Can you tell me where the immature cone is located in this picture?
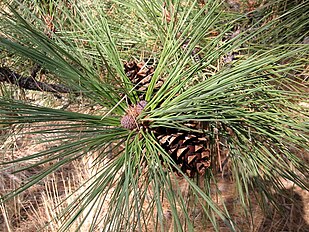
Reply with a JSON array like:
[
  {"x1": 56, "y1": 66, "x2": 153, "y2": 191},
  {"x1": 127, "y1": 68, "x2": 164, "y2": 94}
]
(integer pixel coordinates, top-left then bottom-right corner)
[
  {"x1": 121, "y1": 115, "x2": 137, "y2": 130},
  {"x1": 121, "y1": 101, "x2": 147, "y2": 130}
]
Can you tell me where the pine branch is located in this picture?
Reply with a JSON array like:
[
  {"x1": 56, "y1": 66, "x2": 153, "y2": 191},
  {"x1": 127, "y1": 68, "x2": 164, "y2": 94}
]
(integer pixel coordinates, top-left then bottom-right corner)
[{"x1": 0, "y1": 67, "x2": 71, "y2": 93}]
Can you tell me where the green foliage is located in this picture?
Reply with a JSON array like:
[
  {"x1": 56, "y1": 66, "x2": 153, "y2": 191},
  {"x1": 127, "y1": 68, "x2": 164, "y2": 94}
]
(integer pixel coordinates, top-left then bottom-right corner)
[{"x1": 0, "y1": 0, "x2": 308, "y2": 231}]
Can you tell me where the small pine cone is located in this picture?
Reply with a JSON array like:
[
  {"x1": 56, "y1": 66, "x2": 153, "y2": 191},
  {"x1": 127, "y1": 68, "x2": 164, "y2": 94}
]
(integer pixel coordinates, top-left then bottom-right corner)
[
  {"x1": 121, "y1": 101, "x2": 147, "y2": 130},
  {"x1": 121, "y1": 115, "x2": 137, "y2": 130}
]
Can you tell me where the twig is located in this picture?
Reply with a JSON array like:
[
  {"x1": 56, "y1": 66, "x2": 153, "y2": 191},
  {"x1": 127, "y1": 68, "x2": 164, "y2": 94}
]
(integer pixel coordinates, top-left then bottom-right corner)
[
  {"x1": 30, "y1": 64, "x2": 42, "y2": 79},
  {"x1": 0, "y1": 67, "x2": 71, "y2": 93}
]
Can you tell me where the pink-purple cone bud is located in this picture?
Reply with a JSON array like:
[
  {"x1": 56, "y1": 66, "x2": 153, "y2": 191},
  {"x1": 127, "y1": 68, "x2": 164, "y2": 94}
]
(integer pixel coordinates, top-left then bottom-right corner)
[
  {"x1": 121, "y1": 101, "x2": 147, "y2": 130},
  {"x1": 121, "y1": 115, "x2": 136, "y2": 130},
  {"x1": 138, "y1": 100, "x2": 147, "y2": 108}
]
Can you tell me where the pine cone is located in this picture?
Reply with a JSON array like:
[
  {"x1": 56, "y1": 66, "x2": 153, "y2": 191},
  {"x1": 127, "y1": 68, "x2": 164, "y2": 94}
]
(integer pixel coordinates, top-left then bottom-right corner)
[
  {"x1": 121, "y1": 115, "x2": 137, "y2": 130},
  {"x1": 155, "y1": 127, "x2": 211, "y2": 178},
  {"x1": 124, "y1": 60, "x2": 162, "y2": 93},
  {"x1": 121, "y1": 101, "x2": 147, "y2": 130}
]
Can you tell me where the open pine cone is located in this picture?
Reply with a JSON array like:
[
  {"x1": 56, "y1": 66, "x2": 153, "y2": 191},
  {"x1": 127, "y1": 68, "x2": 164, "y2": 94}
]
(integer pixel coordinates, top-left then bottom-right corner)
[
  {"x1": 124, "y1": 60, "x2": 163, "y2": 94},
  {"x1": 155, "y1": 127, "x2": 211, "y2": 178}
]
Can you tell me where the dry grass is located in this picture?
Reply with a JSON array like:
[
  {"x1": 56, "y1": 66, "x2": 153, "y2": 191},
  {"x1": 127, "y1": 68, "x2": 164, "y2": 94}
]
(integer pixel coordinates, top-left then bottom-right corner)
[{"x1": 0, "y1": 122, "x2": 100, "y2": 232}]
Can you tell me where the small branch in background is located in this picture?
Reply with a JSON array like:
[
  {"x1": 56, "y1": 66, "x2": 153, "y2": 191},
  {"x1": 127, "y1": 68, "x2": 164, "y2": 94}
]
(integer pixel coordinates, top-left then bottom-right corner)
[
  {"x1": 0, "y1": 67, "x2": 71, "y2": 93},
  {"x1": 30, "y1": 63, "x2": 42, "y2": 79}
]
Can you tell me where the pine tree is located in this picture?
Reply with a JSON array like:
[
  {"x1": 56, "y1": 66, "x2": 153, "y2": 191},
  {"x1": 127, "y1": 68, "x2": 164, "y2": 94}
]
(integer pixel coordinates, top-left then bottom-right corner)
[{"x1": 0, "y1": 0, "x2": 308, "y2": 231}]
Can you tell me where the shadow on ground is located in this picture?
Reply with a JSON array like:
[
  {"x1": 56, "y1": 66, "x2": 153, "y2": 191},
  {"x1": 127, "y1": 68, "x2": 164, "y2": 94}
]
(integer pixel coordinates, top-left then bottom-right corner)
[{"x1": 257, "y1": 188, "x2": 309, "y2": 232}]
